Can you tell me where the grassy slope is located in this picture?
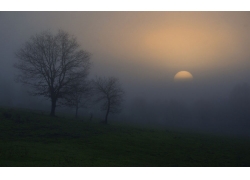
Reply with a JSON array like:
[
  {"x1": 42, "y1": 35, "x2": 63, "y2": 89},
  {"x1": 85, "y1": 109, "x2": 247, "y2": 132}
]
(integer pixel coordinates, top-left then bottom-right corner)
[{"x1": 0, "y1": 107, "x2": 250, "y2": 167}]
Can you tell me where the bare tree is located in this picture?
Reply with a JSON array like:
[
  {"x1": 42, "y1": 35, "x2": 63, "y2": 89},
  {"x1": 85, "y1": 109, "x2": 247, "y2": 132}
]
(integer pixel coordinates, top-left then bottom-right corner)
[
  {"x1": 93, "y1": 77, "x2": 124, "y2": 124},
  {"x1": 59, "y1": 80, "x2": 93, "y2": 119},
  {"x1": 14, "y1": 30, "x2": 91, "y2": 116},
  {"x1": 229, "y1": 83, "x2": 250, "y2": 121}
]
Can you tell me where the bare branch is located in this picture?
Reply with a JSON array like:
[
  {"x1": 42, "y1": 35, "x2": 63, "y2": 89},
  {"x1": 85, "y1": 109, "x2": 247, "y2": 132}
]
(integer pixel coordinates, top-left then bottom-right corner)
[{"x1": 93, "y1": 76, "x2": 124, "y2": 123}]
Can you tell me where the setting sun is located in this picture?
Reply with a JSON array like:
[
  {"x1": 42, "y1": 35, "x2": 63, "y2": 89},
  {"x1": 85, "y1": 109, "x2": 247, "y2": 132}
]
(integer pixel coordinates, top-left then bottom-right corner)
[{"x1": 174, "y1": 71, "x2": 194, "y2": 82}]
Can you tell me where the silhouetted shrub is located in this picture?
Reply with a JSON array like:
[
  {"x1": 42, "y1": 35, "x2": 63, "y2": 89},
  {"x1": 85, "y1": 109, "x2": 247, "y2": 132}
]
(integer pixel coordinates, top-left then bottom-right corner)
[
  {"x1": 13, "y1": 113, "x2": 21, "y2": 123},
  {"x1": 2, "y1": 111, "x2": 12, "y2": 119}
]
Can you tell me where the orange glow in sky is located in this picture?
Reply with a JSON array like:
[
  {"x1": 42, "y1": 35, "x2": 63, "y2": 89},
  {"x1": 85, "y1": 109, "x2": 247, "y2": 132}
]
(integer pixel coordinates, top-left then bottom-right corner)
[
  {"x1": 143, "y1": 22, "x2": 240, "y2": 69},
  {"x1": 82, "y1": 12, "x2": 249, "y2": 79}
]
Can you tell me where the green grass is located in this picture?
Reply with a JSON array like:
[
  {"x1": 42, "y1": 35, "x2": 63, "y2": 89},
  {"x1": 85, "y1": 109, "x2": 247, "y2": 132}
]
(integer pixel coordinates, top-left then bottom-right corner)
[{"x1": 0, "y1": 107, "x2": 250, "y2": 166}]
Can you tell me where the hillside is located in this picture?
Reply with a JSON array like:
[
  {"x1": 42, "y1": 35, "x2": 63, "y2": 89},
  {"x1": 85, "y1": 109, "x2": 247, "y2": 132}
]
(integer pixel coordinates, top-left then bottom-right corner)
[{"x1": 0, "y1": 107, "x2": 250, "y2": 166}]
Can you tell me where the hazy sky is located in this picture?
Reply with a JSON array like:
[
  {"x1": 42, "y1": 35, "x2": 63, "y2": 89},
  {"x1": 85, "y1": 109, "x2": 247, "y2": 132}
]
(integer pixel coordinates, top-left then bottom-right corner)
[{"x1": 1, "y1": 11, "x2": 250, "y2": 105}]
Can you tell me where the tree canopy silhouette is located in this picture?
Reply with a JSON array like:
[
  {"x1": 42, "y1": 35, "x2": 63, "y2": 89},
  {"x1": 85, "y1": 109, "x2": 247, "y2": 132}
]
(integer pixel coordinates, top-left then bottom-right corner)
[{"x1": 14, "y1": 30, "x2": 91, "y2": 116}]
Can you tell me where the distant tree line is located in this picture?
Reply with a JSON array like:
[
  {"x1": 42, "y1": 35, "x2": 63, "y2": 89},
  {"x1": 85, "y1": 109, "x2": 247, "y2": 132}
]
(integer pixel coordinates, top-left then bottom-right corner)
[
  {"x1": 126, "y1": 82, "x2": 250, "y2": 135},
  {"x1": 14, "y1": 30, "x2": 124, "y2": 124}
]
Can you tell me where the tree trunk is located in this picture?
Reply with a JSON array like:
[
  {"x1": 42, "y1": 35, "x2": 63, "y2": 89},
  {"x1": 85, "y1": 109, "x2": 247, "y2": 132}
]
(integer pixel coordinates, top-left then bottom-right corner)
[
  {"x1": 50, "y1": 98, "x2": 57, "y2": 117},
  {"x1": 104, "y1": 110, "x2": 109, "y2": 124},
  {"x1": 75, "y1": 106, "x2": 78, "y2": 119},
  {"x1": 104, "y1": 102, "x2": 110, "y2": 124}
]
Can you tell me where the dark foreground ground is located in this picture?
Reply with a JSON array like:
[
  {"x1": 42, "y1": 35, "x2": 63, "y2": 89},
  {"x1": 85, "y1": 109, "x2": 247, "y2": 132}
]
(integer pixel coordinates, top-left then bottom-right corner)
[{"x1": 0, "y1": 107, "x2": 250, "y2": 166}]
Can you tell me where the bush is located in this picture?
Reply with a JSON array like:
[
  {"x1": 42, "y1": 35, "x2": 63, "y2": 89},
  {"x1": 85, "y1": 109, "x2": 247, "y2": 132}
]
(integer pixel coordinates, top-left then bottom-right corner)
[{"x1": 2, "y1": 111, "x2": 12, "y2": 119}]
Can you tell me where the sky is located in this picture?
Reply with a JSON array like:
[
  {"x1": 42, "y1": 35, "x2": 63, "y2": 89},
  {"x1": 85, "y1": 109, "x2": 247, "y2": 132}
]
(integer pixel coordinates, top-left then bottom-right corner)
[{"x1": 1, "y1": 11, "x2": 250, "y2": 107}]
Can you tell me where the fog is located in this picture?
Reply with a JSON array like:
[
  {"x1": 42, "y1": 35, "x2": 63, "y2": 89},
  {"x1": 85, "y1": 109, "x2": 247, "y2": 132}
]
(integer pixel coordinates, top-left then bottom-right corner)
[{"x1": 1, "y1": 12, "x2": 250, "y2": 137}]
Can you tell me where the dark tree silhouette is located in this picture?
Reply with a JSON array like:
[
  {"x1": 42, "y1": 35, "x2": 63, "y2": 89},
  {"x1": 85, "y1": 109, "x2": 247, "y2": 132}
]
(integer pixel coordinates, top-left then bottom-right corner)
[
  {"x1": 59, "y1": 80, "x2": 92, "y2": 118},
  {"x1": 93, "y1": 77, "x2": 124, "y2": 124},
  {"x1": 229, "y1": 83, "x2": 250, "y2": 122},
  {"x1": 14, "y1": 30, "x2": 91, "y2": 116}
]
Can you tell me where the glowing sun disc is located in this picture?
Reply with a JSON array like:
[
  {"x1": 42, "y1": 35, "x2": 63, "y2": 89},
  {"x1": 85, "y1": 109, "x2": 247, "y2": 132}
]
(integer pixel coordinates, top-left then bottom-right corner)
[{"x1": 174, "y1": 71, "x2": 193, "y2": 81}]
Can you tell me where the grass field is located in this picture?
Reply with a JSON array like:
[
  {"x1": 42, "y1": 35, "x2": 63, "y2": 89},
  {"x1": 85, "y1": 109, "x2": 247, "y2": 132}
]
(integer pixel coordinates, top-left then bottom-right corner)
[{"x1": 0, "y1": 107, "x2": 250, "y2": 167}]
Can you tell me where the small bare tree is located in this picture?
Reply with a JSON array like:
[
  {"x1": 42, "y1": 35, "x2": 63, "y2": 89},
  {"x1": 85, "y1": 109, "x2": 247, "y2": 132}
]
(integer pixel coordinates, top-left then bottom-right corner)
[
  {"x1": 59, "y1": 80, "x2": 92, "y2": 119},
  {"x1": 93, "y1": 77, "x2": 124, "y2": 124},
  {"x1": 14, "y1": 30, "x2": 91, "y2": 116}
]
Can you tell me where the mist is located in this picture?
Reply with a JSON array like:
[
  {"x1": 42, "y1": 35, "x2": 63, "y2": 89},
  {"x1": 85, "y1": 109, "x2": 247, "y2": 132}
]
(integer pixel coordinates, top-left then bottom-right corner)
[{"x1": 1, "y1": 12, "x2": 250, "y2": 137}]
